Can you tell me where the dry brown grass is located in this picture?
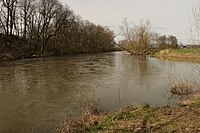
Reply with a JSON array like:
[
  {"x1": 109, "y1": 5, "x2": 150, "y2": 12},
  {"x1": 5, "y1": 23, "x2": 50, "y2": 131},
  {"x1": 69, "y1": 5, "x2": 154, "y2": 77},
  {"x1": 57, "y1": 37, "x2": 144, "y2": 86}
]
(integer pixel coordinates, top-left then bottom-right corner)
[
  {"x1": 169, "y1": 80, "x2": 193, "y2": 95},
  {"x1": 178, "y1": 90, "x2": 200, "y2": 106},
  {"x1": 168, "y1": 76, "x2": 200, "y2": 97},
  {"x1": 167, "y1": 68, "x2": 199, "y2": 96},
  {"x1": 57, "y1": 103, "x2": 200, "y2": 133},
  {"x1": 158, "y1": 48, "x2": 200, "y2": 60},
  {"x1": 57, "y1": 109, "x2": 100, "y2": 133},
  {"x1": 159, "y1": 49, "x2": 170, "y2": 57}
]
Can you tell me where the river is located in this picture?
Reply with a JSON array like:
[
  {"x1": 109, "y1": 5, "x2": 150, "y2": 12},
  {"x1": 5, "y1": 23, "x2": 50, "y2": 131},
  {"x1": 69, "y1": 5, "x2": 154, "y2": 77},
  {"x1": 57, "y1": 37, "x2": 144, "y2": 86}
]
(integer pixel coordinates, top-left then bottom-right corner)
[{"x1": 0, "y1": 51, "x2": 199, "y2": 133}]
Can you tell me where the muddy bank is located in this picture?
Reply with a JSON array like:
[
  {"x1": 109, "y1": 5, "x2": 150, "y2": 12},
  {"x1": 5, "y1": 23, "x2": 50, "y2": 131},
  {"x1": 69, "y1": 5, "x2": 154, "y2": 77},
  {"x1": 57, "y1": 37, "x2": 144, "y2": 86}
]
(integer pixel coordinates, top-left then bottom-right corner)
[{"x1": 58, "y1": 94, "x2": 200, "y2": 133}]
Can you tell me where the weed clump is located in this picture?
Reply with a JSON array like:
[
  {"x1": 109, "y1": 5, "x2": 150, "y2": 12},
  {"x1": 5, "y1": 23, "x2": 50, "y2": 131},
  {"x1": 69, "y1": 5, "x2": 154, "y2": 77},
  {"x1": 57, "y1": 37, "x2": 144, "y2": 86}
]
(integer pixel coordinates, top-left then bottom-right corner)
[{"x1": 169, "y1": 80, "x2": 193, "y2": 95}]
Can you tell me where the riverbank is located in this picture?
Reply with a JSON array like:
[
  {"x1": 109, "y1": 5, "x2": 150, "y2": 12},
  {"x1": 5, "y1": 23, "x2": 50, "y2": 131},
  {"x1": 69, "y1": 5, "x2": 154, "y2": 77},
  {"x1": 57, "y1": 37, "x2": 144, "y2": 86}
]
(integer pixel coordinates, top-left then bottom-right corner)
[
  {"x1": 58, "y1": 92, "x2": 200, "y2": 133},
  {"x1": 0, "y1": 48, "x2": 121, "y2": 62},
  {"x1": 154, "y1": 48, "x2": 200, "y2": 60}
]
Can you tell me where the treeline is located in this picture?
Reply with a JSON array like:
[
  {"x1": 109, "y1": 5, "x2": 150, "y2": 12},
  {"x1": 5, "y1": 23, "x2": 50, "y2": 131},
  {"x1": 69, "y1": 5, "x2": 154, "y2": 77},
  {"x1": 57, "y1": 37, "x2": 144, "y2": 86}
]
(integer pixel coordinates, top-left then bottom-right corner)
[
  {"x1": 153, "y1": 35, "x2": 178, "y2": 49},
  {"x1": 118, "y1": 18, "x2": 179, "y2": 55},
  {"x1": 0, "y1": 0, "x2": 116, "y2": 60}
]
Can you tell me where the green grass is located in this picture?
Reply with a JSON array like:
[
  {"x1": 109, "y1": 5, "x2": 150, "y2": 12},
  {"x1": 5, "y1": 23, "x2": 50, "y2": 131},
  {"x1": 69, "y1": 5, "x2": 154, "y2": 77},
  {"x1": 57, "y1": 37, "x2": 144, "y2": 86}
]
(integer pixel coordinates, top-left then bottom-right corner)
[
  {"x1": 59, "y1": 98, "x2": 200, "y2": 133},
  {"x1": 85, "y1": 108, "x2": 147, "y2": 132},
  {"x1": 171, "y1": 48, "x2": 200, "y2": 54}
]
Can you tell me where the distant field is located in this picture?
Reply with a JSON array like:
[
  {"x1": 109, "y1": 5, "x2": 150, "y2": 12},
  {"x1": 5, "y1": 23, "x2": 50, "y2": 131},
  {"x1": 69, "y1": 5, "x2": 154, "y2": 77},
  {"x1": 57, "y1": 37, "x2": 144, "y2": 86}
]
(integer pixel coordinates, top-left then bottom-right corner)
[
  {"x1": 171, "y1": 48, "x2": 200, "y2": 54},
  {"x1": 155, "y1": 48, "x2": 200, "y2": 60}
]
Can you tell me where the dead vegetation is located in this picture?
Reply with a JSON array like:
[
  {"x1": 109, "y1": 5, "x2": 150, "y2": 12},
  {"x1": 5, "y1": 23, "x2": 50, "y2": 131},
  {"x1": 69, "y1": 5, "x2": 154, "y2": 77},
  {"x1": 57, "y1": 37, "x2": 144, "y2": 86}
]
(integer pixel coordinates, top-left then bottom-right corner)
[
  {"x1": 57, "y1": 74, "x2": 200, "y2": 133},
  {"x1": 169, "y1": 80, "x2": 193, "y2": 95},
  {"x1": 156, "y1": 49, "x2": 200, "y2": 60},
  {"x1": 57, "y1": 64, "x2": 200, "y2": 133},
  {"x1": 57, "y1": 102, "x2": 200, "y2": 133},
  {"x1": 167, "y1": 68, "x2": 200, "y2": 97}
]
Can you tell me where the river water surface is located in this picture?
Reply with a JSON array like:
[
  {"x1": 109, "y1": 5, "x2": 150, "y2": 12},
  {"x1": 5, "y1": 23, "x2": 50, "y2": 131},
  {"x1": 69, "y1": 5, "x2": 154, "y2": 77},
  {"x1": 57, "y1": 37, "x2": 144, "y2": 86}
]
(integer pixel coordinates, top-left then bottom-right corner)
[{"x1": 0, "y1": 51, "x2": 199, "y2": 133}]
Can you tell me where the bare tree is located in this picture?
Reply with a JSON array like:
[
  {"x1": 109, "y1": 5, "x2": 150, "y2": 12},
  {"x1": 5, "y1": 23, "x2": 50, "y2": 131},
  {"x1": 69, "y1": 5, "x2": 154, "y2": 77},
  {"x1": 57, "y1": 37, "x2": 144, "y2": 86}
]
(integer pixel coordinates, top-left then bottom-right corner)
[
  {"x1": 120, "y1": 18, "x2": 152, "y2": 55},
  {"x1": 0, "y1": 0, "x2": 116, "y2": 58},
  {"x1": 190, "y1": 1, "x2": 200, "y2": 44},
  {"x1": 18, "y1": 0, "x2": 35, "y2": 38},
  {"x1": 37, "y1": 0, "x2": 68, "y2": 54},
  {"x1": 0, "y1": 0, "x2": 18, "y2": 47}
]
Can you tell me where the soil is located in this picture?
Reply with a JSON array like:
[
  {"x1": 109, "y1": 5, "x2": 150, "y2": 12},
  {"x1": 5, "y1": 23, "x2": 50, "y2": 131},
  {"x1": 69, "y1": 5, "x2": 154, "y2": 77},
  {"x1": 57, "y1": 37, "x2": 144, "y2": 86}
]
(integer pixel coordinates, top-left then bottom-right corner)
[{"x1": 58, "y1": 97, "x2": 200, "y2": 133}]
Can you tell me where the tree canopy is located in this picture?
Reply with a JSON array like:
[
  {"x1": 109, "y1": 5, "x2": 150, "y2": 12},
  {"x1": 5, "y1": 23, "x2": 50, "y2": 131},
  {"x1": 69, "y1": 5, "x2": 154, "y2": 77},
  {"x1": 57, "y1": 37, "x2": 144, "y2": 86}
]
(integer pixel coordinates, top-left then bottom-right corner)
[{"x1": 0, "y1": 0, "x2": 116, "y2": 60}]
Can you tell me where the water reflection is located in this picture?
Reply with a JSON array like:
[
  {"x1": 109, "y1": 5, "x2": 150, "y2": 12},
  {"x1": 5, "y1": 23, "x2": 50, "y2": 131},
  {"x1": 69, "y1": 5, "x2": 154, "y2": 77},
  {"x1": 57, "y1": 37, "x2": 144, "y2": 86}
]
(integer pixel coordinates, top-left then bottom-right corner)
[{"x1": 0, "y1": 52, "x2": 199, "y2": 133}]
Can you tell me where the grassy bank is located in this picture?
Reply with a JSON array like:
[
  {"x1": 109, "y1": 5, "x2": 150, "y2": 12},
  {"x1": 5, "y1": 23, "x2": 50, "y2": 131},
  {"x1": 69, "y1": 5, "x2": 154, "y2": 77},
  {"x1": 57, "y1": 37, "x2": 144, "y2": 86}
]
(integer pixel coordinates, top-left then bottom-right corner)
[
  {"x1": 56, "y1": 48, "x2": 200, "y2": 133},
  {"x1": 155, "y1": 48, "x2": 200, "y2": 60},
  {"x1": 58, "y1": 92, "x2": 200, "y2": 133}
]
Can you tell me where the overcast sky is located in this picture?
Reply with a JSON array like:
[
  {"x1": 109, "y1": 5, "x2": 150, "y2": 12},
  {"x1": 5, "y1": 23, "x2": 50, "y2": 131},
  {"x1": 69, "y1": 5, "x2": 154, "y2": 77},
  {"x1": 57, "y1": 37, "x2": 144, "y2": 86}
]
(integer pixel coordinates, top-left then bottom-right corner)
[{"x1": 61, "y1": 0, "x2": 198, "y2": 44}]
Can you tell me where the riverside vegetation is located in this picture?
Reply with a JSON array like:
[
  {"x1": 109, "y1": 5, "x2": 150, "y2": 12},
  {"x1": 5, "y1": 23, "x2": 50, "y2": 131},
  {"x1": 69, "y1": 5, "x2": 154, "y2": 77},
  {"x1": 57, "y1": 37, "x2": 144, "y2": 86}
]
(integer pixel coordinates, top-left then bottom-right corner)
[
  {"x1": 1, "y1": 0, "x2": 200, "y2": 132},
  {"x1": 155, "y1": 48, "x2": 200, "y2": 61},
  {"x1": 58, "y1": 94, "x2": 200, "y2": 133},
  {"x1": 0, "y1": 0, "x2": 180, "y2": 61},
  {"x1": 0, "y1": 0, "x2": 116, "y2": 61},
  {"x1": 58, "y1": 59, "x2": 200, "y2": 133}
]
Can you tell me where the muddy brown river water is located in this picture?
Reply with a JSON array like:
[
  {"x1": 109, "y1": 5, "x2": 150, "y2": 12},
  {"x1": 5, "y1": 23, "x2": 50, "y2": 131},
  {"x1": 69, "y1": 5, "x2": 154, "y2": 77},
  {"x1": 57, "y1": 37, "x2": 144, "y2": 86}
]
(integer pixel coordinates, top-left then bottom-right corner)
[{"x1": 0, "y1": 51, "x2": 199, "y2": 133}]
